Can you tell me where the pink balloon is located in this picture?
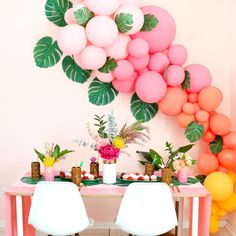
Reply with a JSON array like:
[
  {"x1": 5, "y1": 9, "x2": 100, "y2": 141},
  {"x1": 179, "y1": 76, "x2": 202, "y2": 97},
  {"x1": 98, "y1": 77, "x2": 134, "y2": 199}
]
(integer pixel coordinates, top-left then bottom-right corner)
[
  {"x1": 168, "y1": 44, "x2": 188, "y2": 65},
  {"x1": 112, "y1": 72, "x2": 138, "y2": 93},
  {"x1": 80, "y1": 45, "x2": 107, "y2": 70},
  {"x1": 166, "y1": 65, "x2": 185, "y2": 86},
  {"x1": 185, "y1": 64, "x2": 212, "y2": 93},
  {"x1": 86, "y1": 16, "x2": 118, "y2": 47},
  {"x1": 128, "y1": 54, "x2": 150, "y2": 71},
  {"x1": 64, "y1": 8, "x2": 77, "y2": 24},
  {"x1": 121, "y1": 0, "x2": 142, "y2": 6},
  {"x1": 135, "y1": 71, "x2": 167, "y2": 103},
  {"x1": 95, "y1": 70, "x2": 114, "y2": 83},
  {"x1": 57, "y1": 24, "x2": 87, "y2": 55},
  {"x1": 74, "y1": 53, "x2": 86, "y2": 68},
  {"x1": 105, "y1": 33, "x2": 131, "y2": 60},
  {"x1": 149, "y1": 52, "x2": 169, "y2": 73},
  {"x1": 128, "y1": 38, "x2": 149, "y2": 58},
  {"x1": 132, "y1": 6, "x2": 176, "y2": 52},
  {"x1": 138, "y1": 67, "x2": 149, "y2": 75},
  {"x1": 113, "y1": 60, "x2": 134, "y2": 80}
]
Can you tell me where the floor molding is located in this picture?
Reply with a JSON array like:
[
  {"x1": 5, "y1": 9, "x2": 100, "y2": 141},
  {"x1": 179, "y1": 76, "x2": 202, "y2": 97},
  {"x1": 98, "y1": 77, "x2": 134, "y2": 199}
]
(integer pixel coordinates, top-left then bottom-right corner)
[{"x1": 225, "y1": 222, "x2": 236, "y2": 236}]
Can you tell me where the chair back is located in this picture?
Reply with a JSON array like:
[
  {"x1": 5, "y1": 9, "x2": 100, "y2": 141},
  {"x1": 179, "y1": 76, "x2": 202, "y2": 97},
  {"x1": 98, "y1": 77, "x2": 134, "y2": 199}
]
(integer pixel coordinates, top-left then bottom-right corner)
[
  {"x1": 28, "y1": 181, "x2": 90, "y2": 235},
  {"x1": 115, "y1": 182, "x2": 178, "y2": 236}
]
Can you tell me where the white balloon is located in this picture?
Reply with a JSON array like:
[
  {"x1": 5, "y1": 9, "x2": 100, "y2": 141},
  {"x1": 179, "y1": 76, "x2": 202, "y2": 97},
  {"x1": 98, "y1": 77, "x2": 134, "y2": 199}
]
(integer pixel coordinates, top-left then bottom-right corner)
[{"x1": 122, "y1": 0, "x2": 142, "y2": 6}]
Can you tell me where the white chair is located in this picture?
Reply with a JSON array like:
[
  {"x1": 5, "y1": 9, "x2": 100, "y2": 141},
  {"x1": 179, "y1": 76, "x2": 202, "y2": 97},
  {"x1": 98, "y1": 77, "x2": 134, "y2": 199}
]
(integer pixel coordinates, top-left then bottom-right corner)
[
  {"x1": 115, "y1": 183, "x2": 178, "y2": 236},
  {"x1": 28, "y1": 181, "x2": 93, "y2": 236}
]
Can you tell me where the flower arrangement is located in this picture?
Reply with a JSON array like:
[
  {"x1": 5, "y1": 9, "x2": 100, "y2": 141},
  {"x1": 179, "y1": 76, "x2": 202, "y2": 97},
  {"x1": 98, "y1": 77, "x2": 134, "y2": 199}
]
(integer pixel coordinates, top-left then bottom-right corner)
[{"x1": 34, "y1": 143, "x2": 74, "y2": 167}]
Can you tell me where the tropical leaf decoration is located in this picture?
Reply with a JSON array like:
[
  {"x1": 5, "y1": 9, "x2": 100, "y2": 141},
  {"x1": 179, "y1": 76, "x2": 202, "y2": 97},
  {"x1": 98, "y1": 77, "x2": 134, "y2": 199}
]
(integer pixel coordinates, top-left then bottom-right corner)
[
  {"x1": 88, "y1": 78, "x2": 118, "y2": 106},
  {"x1": 62, "y1": 56, "x2": 91, "y2": 84},
  {"x1": 115, "y1": 13, "x2": 133, "y2": 33},
  {"x1": 34, "y1": 36, "x2": 63, "y2": 68},
  {"x1": 209, "y1": 135, "x2": 223, "y2": 154},
  {"x1": 45, "y1": 0, "x2": 72, "y2": 27},
  {"x1": 74, "y1": 7, "x2": 94, "y2": 26},
  {"x1": 185, "y1": 121, "x2": 204, "y2": 142},
  {"x1": 141, "y1": 14, "x2": 159, "y2": 31},
  {"x1": 99, "y1": 58, "x2": 118, "y2": 73},
  {"x1": 130, "y1": 93, "x2": 158, "y2": 122},
  {"x1": 182, "y1": 70, "x2": 191, "y2": 90}
]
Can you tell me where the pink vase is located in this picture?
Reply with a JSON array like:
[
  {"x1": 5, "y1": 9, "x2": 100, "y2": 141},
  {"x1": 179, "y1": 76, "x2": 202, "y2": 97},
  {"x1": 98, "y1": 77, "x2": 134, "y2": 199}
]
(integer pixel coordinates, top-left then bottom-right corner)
[
  {"x1": 177, "y1": 168, "x2": 188, "y2": 184},
  {"x1": 44, "y1": 166, "x2": 54, "y2": 181}
]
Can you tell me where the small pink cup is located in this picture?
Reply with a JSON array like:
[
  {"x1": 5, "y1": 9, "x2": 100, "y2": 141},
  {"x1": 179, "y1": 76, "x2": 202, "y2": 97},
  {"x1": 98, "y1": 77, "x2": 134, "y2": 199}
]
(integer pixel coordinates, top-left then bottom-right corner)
[
  {"x1": 44, "y1": 166, "x2": 54, "y2": 181},
  {"x1": 177, "y1": 168, "x2": 188, "y2": 184}
]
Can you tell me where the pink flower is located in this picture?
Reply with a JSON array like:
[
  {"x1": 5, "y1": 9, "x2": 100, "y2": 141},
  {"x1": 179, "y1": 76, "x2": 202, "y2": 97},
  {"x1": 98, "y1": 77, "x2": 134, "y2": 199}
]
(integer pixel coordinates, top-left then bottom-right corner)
[
  {"x1": 173, "y1": 160, "x2": 185, "y2": 172},
  {"x1": 95, "y1": 138, "x2": 110, "y2": 150},
  {"x1": 98, "y1": 144, "x2": 120, "y2": 160},
  {"x1": 90, "y1": 157, "x2": 97, "y2": 163}
]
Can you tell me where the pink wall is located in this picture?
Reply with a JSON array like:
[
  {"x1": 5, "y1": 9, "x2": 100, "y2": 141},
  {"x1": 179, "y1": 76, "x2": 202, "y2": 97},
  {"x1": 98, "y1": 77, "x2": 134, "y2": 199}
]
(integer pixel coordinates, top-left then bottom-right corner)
[{"x1": 0, "y1": 0, "x2": 235, "y2": 226}]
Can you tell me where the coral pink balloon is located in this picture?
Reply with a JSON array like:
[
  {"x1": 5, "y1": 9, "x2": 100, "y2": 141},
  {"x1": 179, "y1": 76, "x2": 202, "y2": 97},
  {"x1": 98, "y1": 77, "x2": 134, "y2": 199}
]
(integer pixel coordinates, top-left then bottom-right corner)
[
  {"x1": 202, "y1": 130, "x2": 216, "y2": 143},
  {"x1": 115, "y1": 4, "x2": 144, "y2": 35},
  {"x1": 188, "y1": 93, "x2": 198, "y2": 103},
  {"x1": 84, "y1": 0, "x2": 122, "y2": 15},
  {"x1": 210, "y1": 113, "x2": 232, "y2": 136},
  {"x1": 95, "y1": 70, "x2": 114, "y2": 83},
  {"x1": 113, "y1": 60, "x2": 134, "y2": 80},
  {"x1": 168, "y1": 44, "x2": 188, "y2": 65},
  {"x1": 105, "y1": 34, "x2": 131, "y2": 60},
  {"x1": 149, "y1": 53, "x2": 169, "y2": 73},
  {"x1": 112, "y1": 72, "x2": 138, "y2": 93},
  {"x1": 185, "y1": 64, "x2": 212, "y2": 93},
  {"x1": 80, "y1": 45, "x2": 107, "y2": 70},
  {"x1": 195, "y1": 110, "x2": 209, "y2": 123},
  {"x1": 64, "y1": 8, "x2": 77, "y2": 24},
  {"x1": 132, "y1": 6, "x2": 176, "y2": 52},
  {"x1": 135, "y1": 71, "x2": 167, "y2": 103},
  {"x1": 166, "y1": 65, "x2": 185, "y2": 86},
  {"x1": 176, "y1": 113, "x2": 195, "y2": 128},
  {"x1": 198, "y1": 153, "x2": 219, "y2": 174},
  {"x1": 57, "y1": 24, "x2": 87, "y2": 55},
  {"x1": 128, "y1": 54, "x2": 150, "y2": 71},
  {"x1": 223, "y1": 131, "x2": 236, "y2": 149},
  {"x1": 218, "y1": 149, "x2": 236, "y2": 169},
  {"x1": 198, "y1": 87, "x2": 223, "y2": 112},
  {"x1": 86, "y1": 16, "x2": 118, "y2": 47},
  {"x1": 122, "y1": 0, "x2": 142, "y2": 6},
  {"x1": 128, "y1": 38, "x2": 149, "y2": 58},
  {"x1": 193, "y1": 103, "x2": 200, "y2": 113},
  {"x1": 159, "y1": 87, "x2": 188, "y2": 116},
  {"x1": 199, "y1": 121, "x2": 209, "y2": 134},
  {"x1": 217, "y1": 166, "x2": 228, "y2": 174},
  {"x1": 182, "y1": 102, "x2": 195, "y2": 115},
  {"x1": 138, "y1": 67, "x2": 149, "y2": 75}
]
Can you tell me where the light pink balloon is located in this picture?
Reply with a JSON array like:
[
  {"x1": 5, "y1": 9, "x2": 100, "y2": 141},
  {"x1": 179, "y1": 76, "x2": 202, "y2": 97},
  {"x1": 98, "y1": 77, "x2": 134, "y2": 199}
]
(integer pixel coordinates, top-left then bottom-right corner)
[
  {"x1": 115, "y1": 4, "x2": 144, "y2": 35},
  {"x1": 135, "y1": 71, "x2": 167, "y2": 103},
  {"x1": 128, "y1": 54, "x2": 150, "y2": 71},
  {"x1": 138, "y1": 67, "x2": 149, "y2": 75},
  {"x1": 149, "y1": 52, "x2": 169, "y2": 73},
  {"x1": 95, "y1": 70, "x2": 114, "y2": 83},
  {"x1": 168, "y1": 44, "x2": 188, "y2": 66},
  {"x1": 128, "y1": 38, "x2": 149, "y2": 58},
  {"x1": 57, "y1": 24, "x2": 87, "y2": 55},
  {"x1": 122, "y1": 0, "x2": 142, "y2": 6},
  {"x1": 74, "y1": 53, "x2": 86, "y2": 69},
  {"x1": 84, "y1": 0, "x2": 122, "y2": 15},
  {"x1": 132, "y1": 6, "x2": 176, "y2": 53},
  {"x1": 64, "y1": 8, "x2": 77, "y2": 24},
  {"x1": 112, "y1": 72, "x2": 138, "y2": 93},
  {"x1": 166, "y1": 65, "x2": 185, "y2": 86},
  {"x1": 70, "y1": 0, "x2": 83, "y2": 3},
  {"x1": 80, "y1": 45, "x2": 107, "y2": 70},
  {"x1": 185, "y1": 64, "x2": 212, "y2": 93},
  {"x1": 113, "y1": 60, "x2": 134, "y2": 80},
  {"x1": 86, "y1": 16, "x2": 118, "y2": 47},
  {"x1": 105, "y1": 33, "x2": 131, "y2": 60}
]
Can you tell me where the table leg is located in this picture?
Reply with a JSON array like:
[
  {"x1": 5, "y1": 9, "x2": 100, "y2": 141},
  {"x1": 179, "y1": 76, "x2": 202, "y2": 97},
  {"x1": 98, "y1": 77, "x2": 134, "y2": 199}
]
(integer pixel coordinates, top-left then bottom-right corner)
[
  {"x1": 191, "y1": 197, "x2": 199, "y2": 236},
  {"x1": 177, "y1": 198, "x2": 184, "y2": 236},
  {"x1": 16, "y1": 195, "x2": 24, "y2": 236}
]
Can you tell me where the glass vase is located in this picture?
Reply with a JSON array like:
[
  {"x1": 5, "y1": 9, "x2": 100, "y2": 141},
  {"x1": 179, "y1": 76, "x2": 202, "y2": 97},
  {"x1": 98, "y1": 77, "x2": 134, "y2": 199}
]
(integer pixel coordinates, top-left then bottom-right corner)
[
  {"x1": 177, "y1": 168, "x2": 188, "y2": 184},
  {"x1": 103, "y1": 159, "x2": 117, "y2": 184},
  {"x1": 161, "y1": 167, "x2": 172, "y2": 185},
  {"x1": 44, "y1": 166, "x2": 54, "y2": 181}
]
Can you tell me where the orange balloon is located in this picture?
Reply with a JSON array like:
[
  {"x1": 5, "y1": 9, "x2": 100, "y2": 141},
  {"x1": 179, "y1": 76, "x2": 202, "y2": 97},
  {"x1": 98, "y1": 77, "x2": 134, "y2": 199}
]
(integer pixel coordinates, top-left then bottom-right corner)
[
  {"x1": 193, "y1": 103, "x2": 200, "y2": 113},
  {"x1": 188, "y1": 93, "x2": 198, "y2": 103},
  {"x1": 199, "y1": 121, "x2": 209, "y2": 134},
  {"x1": 198, "y1": 86, "x2": 223, "y2": 112},
  {"x1": 210, "y1": 215, "x2": 219, "y2": 234},
  {"x1": 202, "y1": 130, "x2": 216, "y2": 143},
  {"x1": 223, "y1": 131, "x2": 236, "y2": 149},
  {"x1": 218, "y1": 193, "x2": 236, "y2": 212},
  {"x1": 195, "y1": 110, "x2": 209, "y2": 123},
  {"x1": 228, "y1": 171, "x2": 236, "y2": 184},
  {"x1": 217, "y1": 165, "x2": 228, "y2": 173},
  {"x1": 209, "y1": 113, "x2": 231, "y2": 135},
  {"x1": 198, "y1": 153, "x2": 219, "y2": 174},
  {"x1": 159, "y1": 87, "x2": 188, "y2": 116},
  {"x1": 182, "y1": 102, "x2": 195, "y2": 115},
  {"x1": 176, "y1": 113, "x2": 195, "y2": 128},
  {"x1": 211, "y1": 202, "x2": 220, "y2": 215},
  {"x1": 218, "y1": 149, "x2": 236, "y2": 169}
]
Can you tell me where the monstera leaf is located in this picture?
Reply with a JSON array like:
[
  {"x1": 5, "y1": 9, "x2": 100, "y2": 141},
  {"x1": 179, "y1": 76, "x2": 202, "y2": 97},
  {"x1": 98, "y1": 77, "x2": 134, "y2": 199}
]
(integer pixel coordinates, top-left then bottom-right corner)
[
  {"x1": 45, "y1": 0, "x2": 72, "y2": 27},
  {"x1": 141, "y1": 14, "x2": 159, "y2": 31},
  {"x1": 131, "y1": 93, "x2": 158, "y2": 122},
  {"x1": 209, "y1": 135, "x2": 223, "y2": 154},
  {"x1": 88, "y1": 78, "x2": 118, "y2": 106},
  {"x1": 34, "y1": 36, "x2": 62, "y2": 68},
  {"x1": 185, "y1": 121, "x2": 204, "y2": 142},
  {"x1": 115, "y1": 13, "x2": 133, "y2": 33},
  {"x1": 62, "y1": 56, "x2": 91, "y2": 84}
]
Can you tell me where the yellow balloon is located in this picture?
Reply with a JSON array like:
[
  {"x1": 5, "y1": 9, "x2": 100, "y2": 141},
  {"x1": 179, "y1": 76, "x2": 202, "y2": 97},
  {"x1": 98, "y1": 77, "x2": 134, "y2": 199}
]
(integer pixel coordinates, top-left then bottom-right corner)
[
  {"x1": 210, "y1": 215, "x2": 220, "y2": 234},
  {"x1": 215, "y1": 209, "x2": 226, "y2": 219},
  {"x1": 211, "y1": 202, "x2": 220, "y2": 215},
  {"x1": 204, "y1": 171, "x2": 233, "y2": 201},
  {"x1": 228, "y1": 171, "x2": 236, "y2": 184},
  {"x1": 218, "y1": 193, "x2": 236, "y2": 212}
]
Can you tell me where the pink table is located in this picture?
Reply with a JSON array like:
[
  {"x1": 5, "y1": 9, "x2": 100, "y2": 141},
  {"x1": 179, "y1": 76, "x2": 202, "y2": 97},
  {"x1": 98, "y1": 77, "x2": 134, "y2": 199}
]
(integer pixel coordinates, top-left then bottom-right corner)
[{"x1": 4, "y1": 178, "x2": 211, "y2": 236}]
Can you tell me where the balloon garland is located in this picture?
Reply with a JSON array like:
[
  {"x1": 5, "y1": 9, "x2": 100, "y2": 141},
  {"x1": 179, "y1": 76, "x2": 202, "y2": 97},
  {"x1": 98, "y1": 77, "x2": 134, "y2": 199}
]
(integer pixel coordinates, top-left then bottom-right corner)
[{"x1": 34, "y1": 0, "x2": 236, "y2": 233}]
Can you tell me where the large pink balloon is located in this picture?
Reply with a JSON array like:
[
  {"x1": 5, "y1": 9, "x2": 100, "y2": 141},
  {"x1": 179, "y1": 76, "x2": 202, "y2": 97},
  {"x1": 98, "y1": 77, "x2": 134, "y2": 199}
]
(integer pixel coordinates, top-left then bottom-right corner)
[
  {"x1": 149, "y1": 52, "x2": 170, "y2": 73},
  {"x1": 86, "y1": 16, "x2": 118, "y2": 47},
  {"x1": 185, "y1": 64, "x2": 212, "y2": 93},
  {"x1": 132, "y1": 6, "x2": 176, "y2": 52},
  {"x1": 113, "y1": 60, "x2": 134, "y2": 80},
  {"x1": 95, "y1": 70, "x2": 114, "y2": 83},
  {"x1": 57, "y1": 24, "x2": 87, "y2": 55},
  {"x1": 64, "y1": 8, "x2": 77, "y2": 24},
  {"x1": 128, "y1": 38, "x2": 149, "y2": 58},
  {"x1": 168, "y1": 44, "x2": 188, "y2": 65},
  {"x1": 128, "y1": 54, "x2": 150, "y2": 71},
  {"x1": 135, "y1": 71, "x2": 167, "y2": 103},
  {"x1": 166, "y1": 65, "x2": 185, "y2": 86}
]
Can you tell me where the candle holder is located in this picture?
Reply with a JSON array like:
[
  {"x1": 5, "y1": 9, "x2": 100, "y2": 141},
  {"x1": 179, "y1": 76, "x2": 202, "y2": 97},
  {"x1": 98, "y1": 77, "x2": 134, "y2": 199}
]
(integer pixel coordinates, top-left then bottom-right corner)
[
  {"x1": 71, "y1": 167, "x2": 81, "y2": 186},
  {"x1": 31, "y1": 162, "x2": 41, "y2": 180},
  {"x1": 145, "y1": 162, "x2": 155, "y2": 176}
]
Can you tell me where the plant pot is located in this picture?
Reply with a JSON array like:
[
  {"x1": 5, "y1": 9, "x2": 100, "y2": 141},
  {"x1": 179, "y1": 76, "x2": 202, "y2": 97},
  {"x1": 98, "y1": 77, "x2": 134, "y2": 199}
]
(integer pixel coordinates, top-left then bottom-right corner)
[
  {"x1": 145, "y1": 162, "x2": 155, "y2": 176},
  {"x1": 177, "y1": 168, "x2": 188, "y2": 184},
  {"x1": 90, "y1": 162, "x2": 99, "y2": 177},
  {"x1": 71, "y1": 166, "x2": 81, "y2": 186},
  {"x1": 31, "y1": 162, "x2": 41, "y2": 180},
  {"x1": 161, "y1": 167, "x2": 172, "y2": 185},
  {"x1": 43, "y1": 166, "x2": 54, "y2": 181},
  {"x1": 103, "y1": 159, "x2": 117, "y2": 184}
]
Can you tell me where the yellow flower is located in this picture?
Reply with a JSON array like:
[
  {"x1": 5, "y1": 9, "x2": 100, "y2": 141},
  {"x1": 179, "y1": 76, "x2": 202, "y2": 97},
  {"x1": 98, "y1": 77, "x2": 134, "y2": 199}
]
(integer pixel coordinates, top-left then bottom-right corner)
[
  {"x1": 43, "y1": 156, "x2": 55, "y2": 167},
  {"x1": 113, "y1": 137, "x2": 125, "y2": 149}
]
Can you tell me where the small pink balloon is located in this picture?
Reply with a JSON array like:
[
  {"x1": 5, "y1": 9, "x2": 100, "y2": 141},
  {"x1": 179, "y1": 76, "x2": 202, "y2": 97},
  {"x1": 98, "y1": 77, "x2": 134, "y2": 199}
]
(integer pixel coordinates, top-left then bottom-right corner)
[
  {"x1": 105, "y1": 33, "x2": 131, "y2": 60},
  {"x1": 135, "y1": 71, "x2": 167, "y2": 103},
  {"x1": 64, "y1": 8, "x2": 77, "y2": 24},
  {"x1": 185, "y1": 64, "x2": 212, "y2": 93},
  {"x1": 128, "y1": 38, "x2": 149, "y2": 58},
  {"x1": 149, "y1": 52, "x2": 169, "y2": 73},
  {"x1": 95, "y1": 70, "x2": 114, "y2": 83},
  {"x1": 121, "y1": 0, "x2": 142, "y2": 6},
  {"x1": 113, "y1": 60, "x2": 134, "y2": 80},
  {"x1": 86, "y1": 16, "x2": 118, "y2": 47},
  {"x1": 138, "y1": 67, "x2": 149, "y2": 75},
  {"x1": 74, "y1": 53, "x2": 86, "y2": 69},
  {"x1": 128, "y1": 54, "x2": 150, "y2": 71},
  {"x1": 70, "y1": 0, "x2": 83, "y2": 3},
  {"x1": 112, "y1": 72, "x2": 138, "y2": 93},
  {"x1": 80, "y1": 45, "x2": 107, "y2": 70},
  {"x1": 166, "y1": 65, "x2": 185, "y2": 86},
  {"x1": 168, "y1": 44, "x2": 188, "y2": 66},
  {"x1": 57, "y1": 24, "x2": 87, "y2": 55}
]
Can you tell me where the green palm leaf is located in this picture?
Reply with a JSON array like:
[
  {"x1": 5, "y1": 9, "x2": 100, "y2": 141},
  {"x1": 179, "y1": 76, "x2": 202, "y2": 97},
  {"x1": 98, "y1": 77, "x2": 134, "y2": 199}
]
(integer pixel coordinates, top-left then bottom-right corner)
[
  {"x1": 141, "y1": 14, "x2": 158, "y2": 31},
  {"x1": 185, "y1": 121, "x2": 204, "y2": 143},
  {"x1": 115, "y1": 13, "x2": 133, "y2": 33}
]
